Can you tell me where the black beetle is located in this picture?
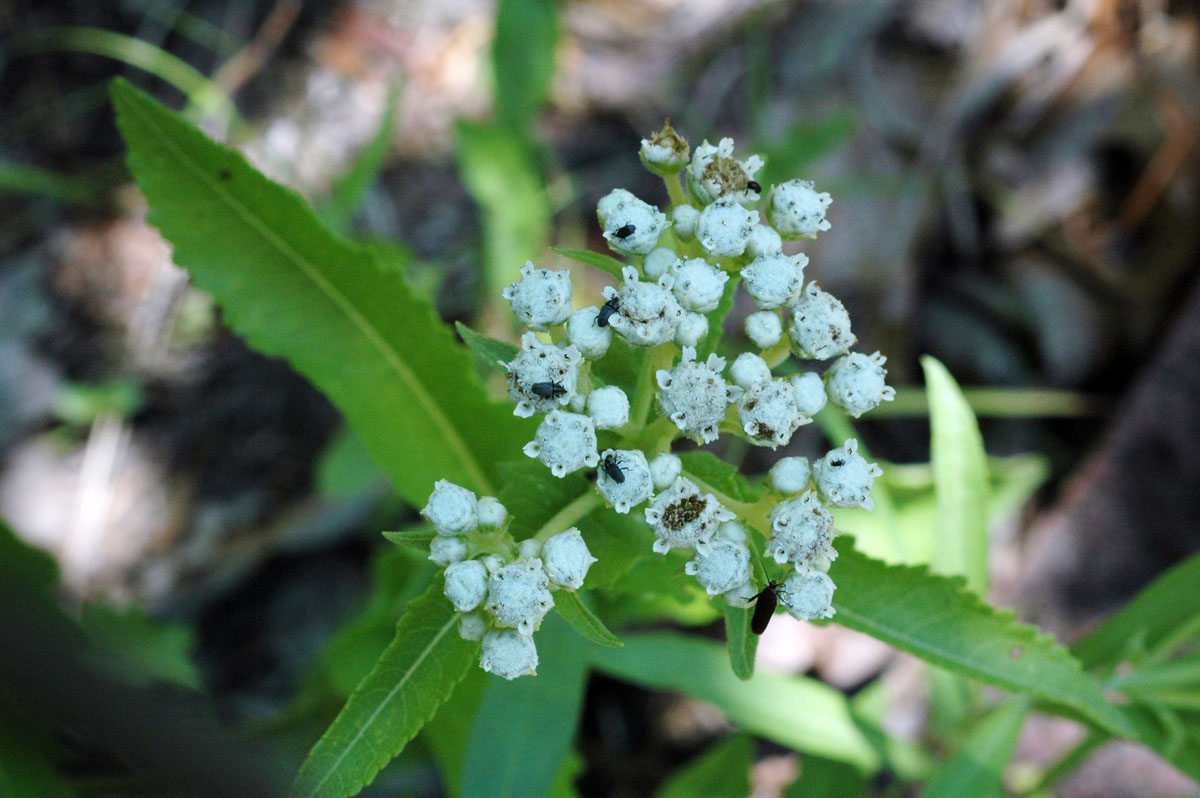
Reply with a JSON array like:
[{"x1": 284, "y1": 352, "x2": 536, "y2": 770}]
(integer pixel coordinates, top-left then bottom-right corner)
[
  {"x1": 750, "y1": 579, "x2": 780, "y2": 635},
  {"x1": 601, "y1": 453, "x2": 625, "y2": 484},
  {"x1": 530, "y1": 381, "x2": 567, "y2": 399},
  {"x1": 597, "y1": 296, "x2": 620, "y2": 328},
  {"x1": 613, "y1": 223, "x2": 636, "y2": 239},
  {"x1": 746, "y1": 179, "x2": 762, "y2": 193}
]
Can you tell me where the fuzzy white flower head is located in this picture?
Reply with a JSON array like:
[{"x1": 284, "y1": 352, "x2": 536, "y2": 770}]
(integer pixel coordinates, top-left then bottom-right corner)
[
  {"x1": 587, "y1": 385, "x2": 630, "y2": 430},
  {"x1": 566, "y1": 307, "x2": 613, "y2": 359},
  {"x1": 674, "y1": 312, "x2": 709, "y2": 348},
  {"x1": 780, "y1": 566, "x2": 836, "y2": 620},
  {"x1": 686, "y1": 137, "x2": 764, "y2": 206},
  {"x1": 769, "y1": 457, "x2": 812, "y2": 495},
  {"x1": 459, "y1": 612, "x2": 486, "y2": 641},
  {"x1": 745, "y1": 311, "x2": 783, "y2": 349},
  {"x1": 444, "y1": 559, "x2": 490, "y2": 612},
  {"x1": 600, "y1": 191, "x2": 669, "y2": 255},
  {"x1": 669, "y1": 257, "x2": 728, "y2": 313},
  {"x1": 542, "y1": 527, "x2": 598, "y2": 590},
  {"x1": 597, "y1": 448, "x2": 653, "y2": 514},
  {"x1": 743, "y1": 252, "x2": 808, "y2": 310},
  {"x1": 738, "y1": 378, "x2": 810, "y2": 449},
  {"x1": 788, "y1": 282, "x2": 856, "y2": 360},
  {"x1": 421, "y1": 480, "x2": 478, "y2": 536},
  {"x1": 606, "y1": 266, "x2": 684, "y2": 346},
  {"x1": 767, "y1": 179, "x2": 832, "y2": 240},
  {"x1": 430, "y1": 535, "x2": 469, "y2": 566},
  {"x1": 644, "y1": 247, "x2": 678, "y2": 280},
  {"x1": 597, "y1": 188, "x2": 637, "y2": 227},
  {"x1": 644, "y1": 476, "x2": 736, "y2": 555},
  {"x1": 502, "y1": 332, "x2": 582, "y2": 418},
  {"x1": 768, "y1": 490, "x2": 836, "y2": 568},
  {"x1": 672, "y1": 205, "x2": 700, "y2": 240},
  {"x1": 826, "y1": 351, "x2": 895, "y2": 418},
  {"x1": 639, "y1": 122, "x2": 690, "y2": 176},
  {"x1": 790, "y1": 372, "x2": 828, "y2": 416},
  {"x1": 523, "y1": 410, "x2": 600, "y2": 478},
  {"x1": 723, "y1": 580, "x2": 758, "y2": 608},
  {"x1": 696, "y1": 197, "x2": 757, "y2": 258},
  {"x1": 813, "y1": 439, "x2": 883, "y2": 510},
  {"x1": 519, "y1": 538, "x2": 543, "y2": 560},
  {"x1": 502, "y1": 262, "x2": 573, "y2": 331},
  {"x1": 685, "y1": 537, "x2": 752, "y2": 596},
  {"x1": 745, "y1": 224, "x2": 783, "y2": 258},
  {"x1": 657, "y1": 347, "x2": 742, "y2": 444},
  {"x1": 648, "y1": 452, "x2": 682, "y2": 491},
  {"x1": 729, "y1": 352, "x2": 772, "y2": 391},
  {"x1": 717, "y1": 520, "x2": 747, "y2": 545},
  {"x1": 480, "y1": 629, "x2": 538, "y2": 679},
  {"x1": 476, "y1": 496, "x2": 508, "y2": 529},
  {"x1": 486, "y1": 558, "x2": 554, "y2": 635}
]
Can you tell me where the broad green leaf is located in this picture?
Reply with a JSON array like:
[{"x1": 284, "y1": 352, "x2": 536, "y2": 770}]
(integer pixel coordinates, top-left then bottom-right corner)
[
  {"x1": 546, "y1": 750, "x2": 585, "y2": 798},
  {"x1": 316, "y1": 427, "x2": 389, "y2": 499},
  {"x1": 555, "y1": 590, "x2": 623, "y2": 648},
  {"x1": 922, "y1": 355, "x2": 990, "y2": 594},
  {"x1": 381, "y1": 529, "x2": 436, "y2": 548},
  {"x1": 922, "y1": 699, "x2": 1028, "y2": 798},
  {"x1": 421, "y1": 668, "x2": 488, "y2": 796},
  {"x1": 320, "y1": 80, "x2": 401, "y2": 231},
  {"x1": 455, "y1": 321, "x2": 519, "y2": 373},
  {"x1": 829, "y1": 539, "x2": 1134, "y2": 739},
  {"x1": 656, "y1": 734, "x2": 753, "y2": 798},
  {"x1": 291, "y1": 582, "x2": 476, "y2": 798},
  {"x1": 697, "y1": 274, "x2": 740, "y2": 360},
  {"x1": 590, "y1": 633, "x2": 878, "y2": 770},
  {"x1": 0, "y1": 714, "x2": 73, "y2": 798},
  {"x1": 784, "y1": 755, "x2": 869, "y2": 798},
  {"x1": 496, "y1": 460, "x2": 590, "y2": 542},
  {"x1": 549, "y1": 247, "x2": 626, "y2": 281},
  {"x1": 723, "y1": 604, "x2": 758, "y2": 680},
  {"x1": 111, "y1": 79, "x2": 528, "y2": 506},
  {"x1": 80, "y1": 601, "x2": 201, "y2": 689},
  {"x1": 589, "y1": 335, "x2": 645, "y2": 389},
  {"x1": 492, "y1": 0, "x2": 559, "y2": 132},
  {"x1": 679, "y1": 450, "x2": 765, "y2": 507}
]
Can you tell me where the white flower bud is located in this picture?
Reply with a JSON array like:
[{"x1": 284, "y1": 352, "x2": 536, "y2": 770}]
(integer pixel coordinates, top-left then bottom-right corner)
[
  {"x1": 745, "y1": 311, "x2": 782, "y2": 349},
  {"x1": 723, "y1": 580, "x2": 758, "y2": 608},
  {"x1": 430, "y1": 535, "x2": 469, "y2": 566},
  {"x1": 685, "y1": 537, "x2": 752, "y2": 596},
  {"x1": 826, "y1": 352, "x2": 895, "y2": 418},
  {"x1": 482, "y1": 554, "x2": 504, "y2": 573},
  {"x1": 813, "y1": 439, "x2": 883, "y2": 510},
  {"x1": 519, "y1": 538, "x2": 543, "y2": 560},
  {"x1": 597, "y1": 188, "x2": 637, "y2": 228},
  {"x1": 421, "y1": 480, "x2": 478, "y2": 535},
  {"x1": 459, "y1": 612, "x2": 486, "y2": 640},
  {"x1": 600, "y1": 191, "x2": 669, "y2": 255},
  {"x1": 486, "y1": 559, "x2": 554, "y2": 635},
  {"x1": 569, "y1": 392, "x2": 587, "y2": 412},
  {"x1": 643, "y1": 247, "x2": 677, "y2": 280},
  {"x1": 769, "y1": 457, "x2": 812, "y2": 495},
  {"x1": 657, "y1": 347, "x2": 742, "y2": 444},
  {"x1": 674, "y1": 312, "x2": 709, "y2": 348},
  {"x1": 444, "y1": 559, "x2": 489, "y2": 612},
  {"x1": 476, "y1": 496, "x2": 508, "y2": 529},
  {"x1": 673, "y1": 205, "x2": 700, "y2": 240},
  {"x1": 780, "y1": 566, "x2": 836, "y2": 620},
  {"x1": 686, "y1": 137, "x2": 764, "y2": 206},
  {"x1": 716, "y1": 520, "x2": 746, "y2": 545},
  {"x1": 644, "y1": 477, "x2": 736, "y2": 555},
  {"x1": 729, "y1": 352, "x2": 772, "y2": 391},
  {"x1": 743, "y1": 252, "x2": 808, "y2": 310},
  {"x1": 542, "y1": 527, "x2": 598, "y2": 590},
  {"x1": 523, "y1": 410, "x2": 600, "y2": 478},
  {"x1": 670, "y1": 257, "x2": 728, "y2": 313},
  {"x1": 597, "y1": 448, "x2": 653, "y2": 514},
  {"x1": 768, "y1": 490, "x2": 836, "y2": 567},
  {"x1": 502, "y1": 261, "x2": 573, "y2": 330},
  {"x1": 745, "y1": 224, "x2": 783, "y2": 258},
  {"x1": 767, "y1": 179, "x2": 832, "y2": 240},
  {"x1": 587, "y1": 385, "x2": 630, "y2": 430},
  {"x1": 502, "y1": 332, "x2": 583, "y2": 418},
  {"x1": 696, "y1": 197, "x2": 757, "y2": 258},
  {"x1": 639, "y1": 122, "x2": 690, "y2": 175},
  {"x1": 788, "y1": 282, "x2": 856, "y2": 360},
  {"x1": 566, "y1": 307, "x2": 613, "y2": 359},
  {"x1": 480, "y1": 629, "x2": 538, "y2": 679},
  {"x1": 648, "y1": 452, "x2": 682, "y2": 491},
  {"x1": 606, "y1": 266, "x2": 684, "y2": 346},
  {"x1": 738, "y1": 378, "x2": 810, "y2": 449},
  {"x1": 790, "y1": 372, "x2": 828, "y2": 416}
]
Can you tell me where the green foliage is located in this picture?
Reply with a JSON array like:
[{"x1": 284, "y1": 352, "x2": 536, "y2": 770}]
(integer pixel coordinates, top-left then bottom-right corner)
[
  {"x1": 53, "y1": 378, "x2": 144, "y2": 426},
  {"x1": 756, "y1": 109, "x2": 858, "y2": 189},
  {"x1": 455, "y1": 321, "x2": 519, "y2": 373},
  {"x1": 678, "y1": 450, "x2": 764, "y2": 507},
  {"x1": 381, "y1": 529, "x2": 438, "y2": 548},
  {"x1": 549, "y1": 247, "x2": 627, "y2": 281},
  {"x1": 722, "y1": 604, "x2": 758, "y2": 680},
  {"x1": 656, "y1": 734, "x2": 753, "y2": 798},
  {"x1": 697, "y1": 274, "x2": 740, "y2": 360},
  {"x1": 111, "y1": 79, "x2": 530, "y2": 507},
  {"x1": 492, "y1": 0, "x2": 559, "y2": 133},
  {"x1": 922, "y1": 700, "x2": 1028, "y2": 798},
  {"x1": 784, "y1": 755, "x2": 869, "y2": 798},
  {"x1": 554, "y1": 591, "x2": 623, "y2": 648},
  {"x1": 80, "y1": 601, "x2": 201, "y2": 690},
  {"x1": 0, "y1": 715, "x2": 73, "y2": 798},
  {"x1": 315, "y1": 428, "x2": 388, "y2": 500}
]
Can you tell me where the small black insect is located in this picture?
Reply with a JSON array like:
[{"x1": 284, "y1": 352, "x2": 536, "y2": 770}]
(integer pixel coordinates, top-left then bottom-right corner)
[
  {"x1": 750, "y1": 579, "x2": 780, "y2": 635},
  {"x1": 597, "y1": 296, "x2": 620, "y2": 328},
  {"x1": 613, "y1": 223, "x2": 636, "y2": 239},
  {"x1": 530, "y1": 381, "x2": 567, "y2": 399},
  {"x1": 601, "y1": 453, "x2": 625, "y2": 484},
  {"x1": 746, "y1": 179, "x2": 762, "y2": 193}
]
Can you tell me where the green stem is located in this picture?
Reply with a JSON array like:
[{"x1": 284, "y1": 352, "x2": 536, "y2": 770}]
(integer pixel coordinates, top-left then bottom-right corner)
[
  {"x1": 663, "y1": 173, "x2": 688, "y2": 208},
  {"x1": 761, "y1": 337, "x2": 790, "y2": 368},
  {"x1": 532, "y1": 490, "x2": 602, "y2": 543}
]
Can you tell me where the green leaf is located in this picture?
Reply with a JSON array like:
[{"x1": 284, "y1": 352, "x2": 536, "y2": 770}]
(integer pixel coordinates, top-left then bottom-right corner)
[
  {"x1": 590, "y1": 633, "x2": 879, "y2": 770},
  {"x1": 555, "y1": 590, "x2": 623, "y2": 648},
  {"x1": 455, "y1": 321, "x2": 518, "y2": 373},
  {"x1": 784, "y1": 755, "x2": 869, "y2": 798},
  {"x1": 679, "y1": 450, "x2": 765, "y2": 507},
  {"x1": 656, "y1": 734, "x2": 753, "y2": 798},
  {"x1": 550, "y1": 247, "x2": 627, "y2": 281},
  {"x1": 421, "y1": 668, "x2": 488, "y2": 796},
  {"x1": 381, "y1": 529, "x2": 436, "y2": 548},
  {"x1": 757, "y1": 109, "x2": 857, "y2": 189},
  {"x1": 111, "y1": 79, "x2": 530, "y2": 506},
  {"x1": 0, "y1": 714, "x2": 73, "y2": 798},
  {"x1": 461, "y1": 615, "x2": 588, "y2": 798},
  {"x1": 828, "y1": 539, "x2": 1135, "y2": 739},
  {"x1": 316, "y1": 427, "x2": 389, "y2": 500},
  {"x1": 922, "y1": 355, "x2": 990, "y2": 594},
  {"x1": 291, "y1": 582, "x2": 476, "y2": 798},
  {"x1": 492, "y1": 0, "x2": 559, "y2": 132},
  {"x1": 80, "y1": 601, "x2": 201, "y2": 690},
  {"x1": 320, "y1": 80, "x2": 401, "y2": 231},
  {"x1": 697, "y1": 274, "x2": 740, "y2": 360},
  {"x1": 923, "y1": 699, "x2": 1028, "y2": 798},
  {"x1": 723, "y1": 604, "x2": 759, "y2": 680},
  {"x1": 497, "y1": 459, "x2": 590, "y2": 542}
]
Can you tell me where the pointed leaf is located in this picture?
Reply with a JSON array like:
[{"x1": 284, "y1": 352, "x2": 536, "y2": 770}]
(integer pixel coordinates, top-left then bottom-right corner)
[
  {"x1": 550, "y1": 247, "x2": 627, "y2": 281},
  {"x1": 656, "y1": 734, "x2": 753, "y2": 798},
  {"x1": 555, "y1": 590, "x2": 622, "y2": 648},
  {"x1": 922, "y1": 699, "x2": 1028, "y2": 798},
  {"x1": 679, "y1": 450, "x2": 765, "y2": 507},
  {"x1": 455, "y1": 321, "x2": 518, "y2": 373},
  {"x1": 723, "y1": 604, "x2": 758, "y2": 680},
  {"x1": 381, "y1": 529, "x2": 436, "y2": 547}
]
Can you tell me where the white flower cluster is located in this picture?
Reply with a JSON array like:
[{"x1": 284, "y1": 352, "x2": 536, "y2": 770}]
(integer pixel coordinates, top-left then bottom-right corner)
[{"x1": 421, "y1": 481, "x2": 597, "y2": 679}]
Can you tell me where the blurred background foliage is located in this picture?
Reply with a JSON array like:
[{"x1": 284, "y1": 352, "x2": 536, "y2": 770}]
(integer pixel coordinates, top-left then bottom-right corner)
[{"x1": 1, "y1": 0, "x2": 1199, "y2": 795}]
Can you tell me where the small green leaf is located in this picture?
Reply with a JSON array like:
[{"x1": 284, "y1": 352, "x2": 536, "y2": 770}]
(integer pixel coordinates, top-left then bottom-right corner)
[
  {"x1": 923, "y1": 699, "x2": 1028, "y2": 798},
  {"x1": 679, "y1": 450, "x2": 765, "y2": 507},
  {"x1": 80, "y1": 601, "x2": 201, "y2": 689},
  {"x1": 656, "y1": 734, "x2": 753, "y2": 798},
  {"x1": 555, "y1": 590, "x2": 623, "y2": 648},
  {"x1": 0, "y1": 715, "x2": 73, "y2": 798},
  {"x1": 381, "y1": 529, "x2": 436, "y2": 547},
  {"x1": 497, "y1": 459, "x2": 590, "y2": 542},
  {"x1": 550, "y1": 247, "x2": 627, "y2": 281},
  {"x1": 723, "y1": 603, "x2": 758, "y2": 680},
  {"x1": 492, "y1": 0, "x2": 559, "y2": 132},
  {"x1": 455, "y1": 321, "x2": 518, "y2": 373},
  {"x1": 922, "y1": 355, "x2": 990, "y2": 594},
  {"x1": 783, "y1": 755, "x2": 869, "y2": 798},
  {"x1": 291, "y1": 582, "x2": 476, "y2": 798}
]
